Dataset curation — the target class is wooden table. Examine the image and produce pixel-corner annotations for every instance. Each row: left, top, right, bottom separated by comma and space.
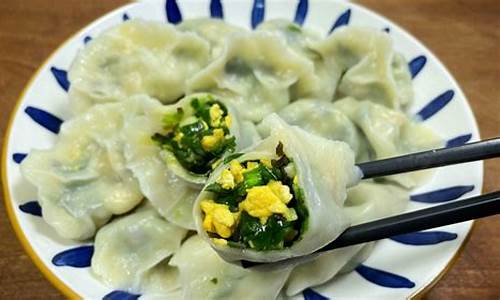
0, 0, 498, 299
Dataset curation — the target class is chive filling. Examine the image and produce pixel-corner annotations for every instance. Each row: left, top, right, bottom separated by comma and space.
152, 95, 236, 175
201, 143, 308, 251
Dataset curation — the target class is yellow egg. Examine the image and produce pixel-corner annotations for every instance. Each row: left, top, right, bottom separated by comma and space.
229, 160, 244, 183
201, 128, 225, 151
217, 169, 235, 189
173, 132, 184, 144
209, 104, 224, 127
245, 161, 259, 171
212, 238, 228, 246
239, 181, 297, 224
200, 200, 238, 238
224, 115, 232, 128
260, 158, 272, 168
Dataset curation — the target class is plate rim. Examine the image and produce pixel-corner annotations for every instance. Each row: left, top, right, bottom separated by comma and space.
1, 1, 483, 298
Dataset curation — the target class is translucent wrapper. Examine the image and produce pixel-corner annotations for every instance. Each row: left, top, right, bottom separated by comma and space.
194, 114, 360, 262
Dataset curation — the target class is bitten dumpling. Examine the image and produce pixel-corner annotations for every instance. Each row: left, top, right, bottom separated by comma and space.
68, 20, 210, 114
194, 114, 359, 263
122, 93, 259, 229
20, 101, 143, 240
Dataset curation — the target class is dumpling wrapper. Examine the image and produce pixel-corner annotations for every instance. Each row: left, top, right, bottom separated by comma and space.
178, 18, 245, 58
169, 235, 292, 300
194, 114, 360, 263
257, 19, 340, 102
20, 101, 143, 240
270, 99, 370, 161
314, 27, 414, 110
187, 31, 319, 122
334, 97, 442, 188
285, 181, 409, 295
92, 205, 186, 293
69, 19, 210, 114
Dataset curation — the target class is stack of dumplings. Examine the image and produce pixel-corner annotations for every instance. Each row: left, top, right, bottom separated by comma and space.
21, 18, 441, 299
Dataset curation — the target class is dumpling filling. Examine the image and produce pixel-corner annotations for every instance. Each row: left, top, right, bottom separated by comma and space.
200, 143, 308, 251
152, 95, 236, 175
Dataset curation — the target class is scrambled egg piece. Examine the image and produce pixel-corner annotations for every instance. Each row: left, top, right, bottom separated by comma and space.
212, 238, 228, 246
229, 160, 245, 183
201, 128, 225, 151
201, 200, 239, 238
217, 169, 235, 189
245, 161, 259, 170
224, 115, 232, 128
260, 158, 272, 168
209, 104, 224, 127
239, 181, 297, 224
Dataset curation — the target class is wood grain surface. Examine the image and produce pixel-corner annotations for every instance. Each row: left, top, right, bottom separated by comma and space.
0, 0, 498, 299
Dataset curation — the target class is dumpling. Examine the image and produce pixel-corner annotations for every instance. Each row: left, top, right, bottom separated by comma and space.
91, 205, 186, 293
187, 31, 318, 122
169, 235, 291, 300
270, 99, 369, 161
314, 27, 413, 110
178, 18, 246, 58
68, 19, 210, 114
193, 114, 359, 263
334, 97, 442, 187
20, 101, 143, 240
285, 182, 409, 295
257, 19, 339, 101
122, 93, 258, 229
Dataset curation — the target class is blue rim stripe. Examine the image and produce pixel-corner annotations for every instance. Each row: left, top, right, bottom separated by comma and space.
411, 185, 474, 203
303, 288, 329, 300
50, 67, 70, 92
330, 9, 351, 32
166, 0, 182, 24
103, 291, 140, 300
13, 153, 27, 164
390, 231, 457, 245
416, 90, 454, 121
446, 134, 472, 148
19, 201, 42, 217
294, 0, 308, 25
251, 0, 265, 29
83, 36, 92, 44
408, 55, 427, 79
25, 106, 64, 134
52, 245, 94, 268
356, 264, 415, 288
210, 0, 223, 19
122, 13, 130, 21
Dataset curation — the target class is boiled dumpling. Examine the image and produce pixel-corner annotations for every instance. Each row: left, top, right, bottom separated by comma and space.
169, 235, 291, 300
257, 19, 339, 101
285, 181, 409, 295
314, 27, 413, 110
91, 205, 186, 293
122, 93, 258, 229
69, 20, 210, 114
187, 31, 318, 122
178, 18, 245, 58
194, 114, 359, 263
334, 97, 442, 187
269, 99, 369, 161
20, 101, 143, 240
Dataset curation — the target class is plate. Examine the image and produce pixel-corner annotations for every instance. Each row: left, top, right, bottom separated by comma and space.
2, 0, 482, 298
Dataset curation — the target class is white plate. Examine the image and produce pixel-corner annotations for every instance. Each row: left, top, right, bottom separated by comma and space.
2, 0, 482, 299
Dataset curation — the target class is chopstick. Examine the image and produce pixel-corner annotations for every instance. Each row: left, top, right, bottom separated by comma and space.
242, 190, 500, 268
357, 137, 500, 179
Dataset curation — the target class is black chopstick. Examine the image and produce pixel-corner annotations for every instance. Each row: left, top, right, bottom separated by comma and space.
357, 137, 500, 179
242, 191, 500, 268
